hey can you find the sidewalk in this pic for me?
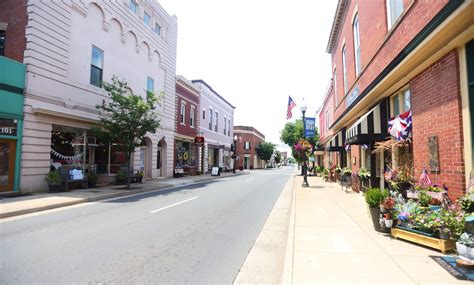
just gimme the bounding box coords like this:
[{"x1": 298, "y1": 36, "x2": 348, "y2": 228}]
[
  {"x1": 282, "y1": 175, "x2": 466, "y2": 284},
  {"x1": 0, "y1": 171, "x2": 247, "y2": 219}
]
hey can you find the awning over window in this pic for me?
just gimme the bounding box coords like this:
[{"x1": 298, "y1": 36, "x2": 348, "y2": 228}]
[
  {"x1": 326, "y1": 131, "x2": 344, "y2": 152},
  {"x1": 345, "y1": 103, "x2": 389, "y2": 145}
]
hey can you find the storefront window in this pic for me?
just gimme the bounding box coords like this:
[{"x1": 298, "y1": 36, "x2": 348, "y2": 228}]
[
  {"x1": 176, "y1": 141, "x2": 195, "y2": 168},
  {"x1": 50, "y1": 125, "x2": 86, "y2": 170},
  {"x1": 110, "y1": 144, "x2": 127, "y2": 173}
]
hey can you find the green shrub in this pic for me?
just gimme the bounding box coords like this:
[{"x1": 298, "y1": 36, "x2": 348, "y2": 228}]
[
  {"x1": 45, "y1": 170, "x2": 61, "y2": 184},
  {"x1": 365, "y1": 187, "x2": 385, "y2": 208}
]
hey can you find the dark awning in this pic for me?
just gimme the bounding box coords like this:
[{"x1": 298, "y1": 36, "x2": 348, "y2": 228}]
[
  {"x1": 326, "y1": 131, "x2": 344, "y2": 152},
  {"x1": 345, "y1": 102, "x2": 389, "y2": 145}
]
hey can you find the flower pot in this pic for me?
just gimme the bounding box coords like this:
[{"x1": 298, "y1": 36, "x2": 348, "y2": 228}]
[
  {"x1": 384, "y1": 219, "x2": 393, "y2": 228},
  {"x1": 369, "y1": 207, "x2": 382, "y2": 232},
  {"x1": 456, "y1": 242, "x2": 474, "y2": 261}
]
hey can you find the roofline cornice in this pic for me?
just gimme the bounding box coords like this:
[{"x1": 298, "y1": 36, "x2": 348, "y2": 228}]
[
  {"x1": 191, "y1": 79, "x2": 236, "y2": 109},
  {"x1": 326, "y1": 0, "x2": 348, "y2": 54}
]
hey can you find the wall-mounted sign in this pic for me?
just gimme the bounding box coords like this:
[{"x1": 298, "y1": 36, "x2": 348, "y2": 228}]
[
  {"x1": 194, "y1": 136, "x2": 205, "y2": 147},
  {"x1": 346, "y1": 86, "x2": 360, "y2": 107},
  {"x1": 0, "y1": 119, "x2": 17, "y2": 136},
  {"x1": 304, "y1": 117, "x2": 316, "y2": 138},
  {"x1": 428, "y1": 136, "x2": 440, "y2": 173}
]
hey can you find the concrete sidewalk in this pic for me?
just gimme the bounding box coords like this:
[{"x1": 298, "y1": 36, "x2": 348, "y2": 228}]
[
  {"x1": 0, "y1": 171, "x2": 247, "y2": 219},
  {"x1": 281, "y1": 175, "x2": 465, "y2": 284}
]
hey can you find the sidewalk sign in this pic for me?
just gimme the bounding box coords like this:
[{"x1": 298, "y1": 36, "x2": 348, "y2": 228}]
[{"x1": 211, "y1": 167, "x2": 220, "y2": 176}]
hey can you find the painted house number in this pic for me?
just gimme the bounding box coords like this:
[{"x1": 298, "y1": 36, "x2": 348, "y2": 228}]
[{"x1": 0, "y1": 127, "x2": 15, "y2": 135}]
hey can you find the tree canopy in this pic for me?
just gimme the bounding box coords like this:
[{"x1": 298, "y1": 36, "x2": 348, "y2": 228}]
[
  {"x1": 94, "y1": 77, "x2": 160, "y2": 189},
  {"x1": 255, "y1": 142, "x2": 276, "y2": 167}
]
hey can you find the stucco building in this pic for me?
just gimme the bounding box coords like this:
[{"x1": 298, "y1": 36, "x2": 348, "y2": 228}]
[
  {"x1": 233, "y1": 126, "x2": 266, "y2": 170},
  {"x1": 191, "y1": 80, "x2": 235, "y2": 173},
  {"x1": 0, "y1": 0, "x2": 177, "y2": 192},
  {"x1": 318, "y1": 0, "x2": 473, "y2": 199}
]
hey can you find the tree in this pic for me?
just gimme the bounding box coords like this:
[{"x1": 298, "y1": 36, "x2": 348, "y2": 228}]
[
  {"x1": 94, "y1": 77, "x2": 160, "y2": 189},
  {"x1": 255, "y1": 142, "x2": 275, "y2": 168},
  {"x1": 274, "y1": 151, "x2": 282, "y2": 165}
]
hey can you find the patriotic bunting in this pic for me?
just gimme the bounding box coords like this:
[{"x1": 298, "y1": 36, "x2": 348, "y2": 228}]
[
  {"x1": 388, "y1": 110, "x2": 412, "y2": 141},
  {"x1": 51, "y1": 149, "x2": 84, "y2": 161}
]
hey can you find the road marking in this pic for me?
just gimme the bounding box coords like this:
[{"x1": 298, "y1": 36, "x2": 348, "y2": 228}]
[
  {"x1": 245, "y1": 178, "x2": 255, "y2": 182},
  {"x1": 150, "y1": 197, "x2": 198, "y2": 214}
]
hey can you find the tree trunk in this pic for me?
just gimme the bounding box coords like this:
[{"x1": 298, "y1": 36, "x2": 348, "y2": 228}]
[{"x1": 126, "y1": 152, "x2": 132, "y2": 190}]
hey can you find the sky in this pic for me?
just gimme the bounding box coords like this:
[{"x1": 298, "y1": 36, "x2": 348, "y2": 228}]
[{"x1": 159, "y1": 0, "x2": 338, "y2": 152}]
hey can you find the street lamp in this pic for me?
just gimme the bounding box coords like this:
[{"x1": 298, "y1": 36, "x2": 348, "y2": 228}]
[
  {"x1": 232, "y1": 135, "x2": 240, "y2": 174},
  {"x1": 301, "y1": 98, "x2": 309, "y2": 188}
]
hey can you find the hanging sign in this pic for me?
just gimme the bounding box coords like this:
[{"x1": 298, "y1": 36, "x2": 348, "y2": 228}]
[
  {"x1": 194, "y1": 136, "x2": 205, "y2": 147},
  {"x1": 304, "y1": 117, "x2": 316, "y2": 138}
]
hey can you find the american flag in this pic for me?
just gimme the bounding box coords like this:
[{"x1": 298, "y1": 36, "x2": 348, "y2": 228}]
[
  {"x1": 468, "y1": 173, "x2": 474, "y2": 191},
  {"x1": 384, "y1": 167, "x2": 397, "y2": 181},
  {"x1": 419, "y1": 168, "x2": 432, "y2": 186},
  {"x1": 286, "y1": 96, "x2": 296, "y2": 120}
]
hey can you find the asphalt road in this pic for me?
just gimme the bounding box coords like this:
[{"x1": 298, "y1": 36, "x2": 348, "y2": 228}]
[{"x1": 0, "y1": 167, "x2": 294, "y2": 284}]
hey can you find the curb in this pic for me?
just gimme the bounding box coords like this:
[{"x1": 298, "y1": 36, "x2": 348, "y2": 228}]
[
  {"x1": 0, "y1": 172, "x2": 248, "y2": 219},
  {"x1": 233, "y1": 174, "x2": 295, "y2": 284}
]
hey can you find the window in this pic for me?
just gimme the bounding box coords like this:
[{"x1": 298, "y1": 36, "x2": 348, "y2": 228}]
[
  {"x1": 353, "y1": 15, "x2": 361, "y2": 76},
  {"x1": 129, "y1": 0, "x2": 138, "y2": 14},
  {"x1": 228, "y1": 118, "x2": 231, "y2": 136},
  {"x1": 202, "y1": 109, "x2": 206, "y2": 120},
  {"x1": 0, "y1": 30, "x2": 5, "y2": 56},
  {"x1": 180, "y1": 102, "x2": 186, "y2": 124},
  {"x1": 209, "y1": 109, "x2": 213, "y2": 130},
  {"x1": 386, "y1": 0, "x2": 404, "y2": 30},
  {"x1": 143, "y1": 11, "x2": 151, "y2": 26},
  {"x1": 147, "y1": 77, "x2": 154, "y2": 93},
  {"x1": 390, "y1": 88, "x2": 411, "y2": 116},
  {"x1": 215, "y1": 112, "x2": 219, "y2": 132},
  {"x1": 244, "y1": 141, "x2": 250, "y2": 150},
  {"x1": 223, "y1": 116, "x2": 226, "y2": 135},
  {"x1": 333, "y1": 69, "x2": 337, "y2": 107},
  {"x1": 190, "y1": 106, "x2": 195, "y2": 128},
  {"x1": 154, "y1": 23, "x2": 161, "y2": 35},
  {"x1": 342, "y1": 46, "x2": 348, "y2": 94},
  {"x1": 90, "y1": 46, "x2": 104, "y2": 87}
]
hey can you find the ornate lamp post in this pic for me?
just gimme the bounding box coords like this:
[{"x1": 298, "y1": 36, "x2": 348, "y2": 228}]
[
  {"x1": 301, "y1": 99, "x2": 309, "y2": 188},
  {"x1": 232, "y1": 135, "x2": 240, "y2": 174}
]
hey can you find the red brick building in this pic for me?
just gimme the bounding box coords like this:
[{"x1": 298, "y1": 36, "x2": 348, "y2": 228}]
[
  {"x1": 233, "y1": 126, "x2": 265, "y2": 170},
  {"x1": 174, "y1": 76, "x2": 200, "y2": 176},
  {"x1": 318, "y1": 0, "x2": 473, "y2": 199}
]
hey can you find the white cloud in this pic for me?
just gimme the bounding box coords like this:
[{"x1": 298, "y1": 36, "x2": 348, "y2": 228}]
[{"x1": 160, "y1": 0, "x2": 337, "y2": 145}]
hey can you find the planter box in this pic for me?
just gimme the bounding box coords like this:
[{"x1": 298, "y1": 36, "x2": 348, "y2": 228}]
[
  {"x1": 391, "y1": 227, "x2": 455, "y2": 253},
  {"x1": 406, "y1": 190, "x2": 446, "y2": 201}
]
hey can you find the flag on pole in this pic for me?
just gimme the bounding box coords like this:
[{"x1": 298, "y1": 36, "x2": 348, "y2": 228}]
[
  {"x1": 419, "y1": 168, "x2": 432, "y2": 186},
  {"x1": 384, "y1": 166, "x2": 397, "y2": 181},
  {"x1": 468, "y1": 172, "x2": 474, "y2": 191},
  {"x1": 388, "y1": 110, "x2": 412, "y2": 141},
  {"x1": 286, "y1": 96, "x2": 296, "y2": 120}
]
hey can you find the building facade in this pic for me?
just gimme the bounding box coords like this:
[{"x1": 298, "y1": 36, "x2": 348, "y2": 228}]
[
  {"x1": 174, "y1": 76, "x2": 200, "y2": 176},
  {"x1": 192, "y1": 80, "x2": 235, "y2": 173},
  {"x1": 0, "y1": 0, "x2": 177, "y2": 192},
  {"x1": 318, "y1": 0, "x2": 473, "y2": 199},
  {"x1": 234, "y1": 126, "x2": 266, "y2": 170}
]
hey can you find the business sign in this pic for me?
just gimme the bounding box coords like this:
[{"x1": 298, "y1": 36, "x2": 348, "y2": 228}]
[
  {"x1": 304, "y1": 117, "x2": 316, "y2": 138},
  {"x1": 346, "y1": 86, "x2": 360, "y2": 107},
  {"x1": 194, "y1": 136, "x2": 205, "y2": 147},
  {"x1": 0, "y1": 119, "x2": 17, "y2": 136}
]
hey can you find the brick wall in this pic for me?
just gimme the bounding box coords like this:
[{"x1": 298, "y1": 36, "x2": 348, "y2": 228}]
[
  {"x1": 331, "y1": 0, "x2": 448, "y2": 121},
  {"x1": 175, "y1": 84, "x2": 199, "y2": 138},
  {"x1": 411, "y1": 50, "x2": 465, "y2": 200},
  {"x1": 234, "y1": 131, "x2": 264, "y2": 169},
  {"x1": 0, "y1": 0, "x2": 27, "y2": 62}
]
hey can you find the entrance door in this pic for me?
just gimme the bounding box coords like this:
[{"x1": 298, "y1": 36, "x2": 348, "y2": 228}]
[
  {"x1": 244, "y1": 156, "x2": 250, "y2": 169},
  {"x1": 139, "y1": 147, "x2": 148, "y2": 177},
  {"x1": 0, "y1": 139, "x2": 16, "y2": 192}
]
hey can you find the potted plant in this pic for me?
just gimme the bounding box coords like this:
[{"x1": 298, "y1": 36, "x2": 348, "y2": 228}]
[
  {"x1": 381, "y1": 196, "x2": 395, "y2": 212},
  {"x1": 394, "y1": 200, "x2": 420, "y2": 228},
  {"x1": 116, "y1": 170, "x2": 126, "y2": 185},
  {"x1": 45, "y1": 170, "x2": 63, "y2": 192},
  {"x1": 87, "y1": 171, "x2": 98, "y2": 188},
  {"x1": 136, "y1": 170, "x2": 144, "y2": 183},
  {"x1": 341, "y1": 167, "x2": 352, "y2": 177},
  {"x1": 357, "y1": 167, "x2": 370, "y2": 181},
  {"x1": 384, "y1": 212, "x2": 394, "y2": 228},
  {"x1": 365, "y1": 187, "x2": 386, "y2": 231},
  {"x1": 322, "y1": 168, "x2": 329, "y2": 182},
  {"x1": 456, "y1": 232, "x2": 474, "y2": 261}
]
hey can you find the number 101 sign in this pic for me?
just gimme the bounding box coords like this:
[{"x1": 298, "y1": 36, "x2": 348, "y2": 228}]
[{"x1": 0, "y1": 127, "x2": 16, "y2": 136}]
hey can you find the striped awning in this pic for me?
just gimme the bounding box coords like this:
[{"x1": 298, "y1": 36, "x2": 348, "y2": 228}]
[
  {"x1": 326, "y1": 131, "x2": 344, "y2": 152},
  {"x1": 345, "y1": 103, "x2": 389, "y2": 145}
]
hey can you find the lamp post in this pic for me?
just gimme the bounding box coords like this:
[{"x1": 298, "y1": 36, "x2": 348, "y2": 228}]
[
  {"x1": 232, "y1": 135, "x2": 239, "y2": 174},
  {"x1": 301, "y1": 99, "x2": 309, "y2": 188}
]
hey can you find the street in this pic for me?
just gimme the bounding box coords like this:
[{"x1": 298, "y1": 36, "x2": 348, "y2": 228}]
[{"x1": 0, "y1": 167, "x2": 294, "y2": 284}]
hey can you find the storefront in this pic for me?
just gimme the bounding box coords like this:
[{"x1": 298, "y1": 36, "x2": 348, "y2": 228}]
[
  {"x1": 174, "y1": 138, "x2": 197, "y2": 176},
  {"x1": 0, "y1": 57, "x2": 25, "y2": 192}
]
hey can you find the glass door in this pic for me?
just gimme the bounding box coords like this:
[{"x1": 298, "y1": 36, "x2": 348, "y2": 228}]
[{"x1": 0, "y1": 139, "x2": 16, "y2": 192}]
